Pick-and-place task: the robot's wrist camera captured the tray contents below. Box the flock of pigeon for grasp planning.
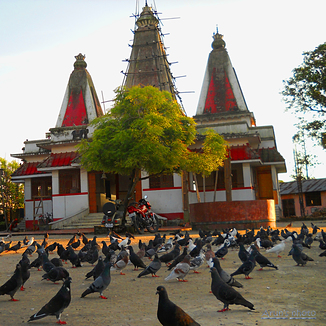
[0,221,325,325]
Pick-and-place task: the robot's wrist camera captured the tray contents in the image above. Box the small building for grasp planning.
[280,178,326,217]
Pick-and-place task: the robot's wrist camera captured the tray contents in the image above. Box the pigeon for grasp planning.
[50,257,63,267]
[30,252,43,271]
[118,235,131,249]
[230,250,257,279]
[291,244,314,266]
[23,236,29,246]
[0,263,23,301]
[111,254,128,275]
[42,267,70,283]
[190,251,205,273]
[204,244,215,266]
[157,237,173,253]
[136,243,146,259]
[71,238,81,250]
[46,242,58,254]
[26,237,35,247]
[81,262,112,299]
[85,256,105,280]
[156,285,201,326]
[128,245,147,271]
[19,253,31,291]
[8,241,21,253]
[28,277,72,324]
[165,255,191,282]
[67,234,77,247]
[66,246,82,268]
[215,240,229,260]
[212,257,243,288]
[137,253,161,278]
[250,245,278,271]
[266,238,291,257]
[159,244,181,265]
[167,247,188,271]
[81,233,89,246]
[210,267,254,312]
[42,252,56,273]
[238,243,250,263]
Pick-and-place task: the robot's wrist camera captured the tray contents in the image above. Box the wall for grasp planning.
[189,199,276,230]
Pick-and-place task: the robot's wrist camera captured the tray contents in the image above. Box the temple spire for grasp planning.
[55,54,103,128]
[196,28,248,115]
[123,4,176,99]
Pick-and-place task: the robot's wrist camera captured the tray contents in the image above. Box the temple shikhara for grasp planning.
[11,4,286,230]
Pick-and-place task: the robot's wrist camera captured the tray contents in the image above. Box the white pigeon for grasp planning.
[187,239,196,253]
[118,236,130,249]
[266,238,291,257]
[158,238,173,253]
[165,255,191,282]
[26,237,35,247]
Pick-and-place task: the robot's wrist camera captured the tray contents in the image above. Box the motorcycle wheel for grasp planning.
[133,213,145,234]
[146,213,159,233]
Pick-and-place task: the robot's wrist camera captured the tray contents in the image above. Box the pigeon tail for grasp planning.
[81,287,93,298]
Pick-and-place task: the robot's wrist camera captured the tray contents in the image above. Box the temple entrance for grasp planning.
[92,172,132,213]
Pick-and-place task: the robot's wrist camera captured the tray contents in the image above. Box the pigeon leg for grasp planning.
[178,279,188,282]
[258,268,263,271]
[277,255,282,258]
[120,272,125,275]
[152,274,159,277]
[193,271,200,274]
[245,275,253,279]
[56,321,67,325]
[10,298,19,301]
[20,285,25,291]
[100,295,108,299]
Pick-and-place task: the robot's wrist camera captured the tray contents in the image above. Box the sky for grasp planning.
[1,0,326,182]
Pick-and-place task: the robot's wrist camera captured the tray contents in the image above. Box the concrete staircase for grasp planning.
[61,213,103,230]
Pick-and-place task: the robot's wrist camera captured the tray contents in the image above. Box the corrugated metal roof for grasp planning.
[37,152,79,168]
[11,162,47,177]
[280,178,326,194]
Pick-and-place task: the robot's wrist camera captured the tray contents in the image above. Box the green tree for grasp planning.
[0,158,24,228]
[78,86,226,215]
[282,42,326,148]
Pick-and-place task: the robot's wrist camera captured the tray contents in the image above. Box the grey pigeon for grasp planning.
[212,257,243,288]
[138,253,161,278]
[250,245,278,271]
[156,286,201,326]
[42,252,55,273]
[0,263,23,301]
[230,250,257,279]
[81,262,112,299]
[291,244,314,266]
[210,267,254,312]
[28,277,71,324]
[85,256,105,280]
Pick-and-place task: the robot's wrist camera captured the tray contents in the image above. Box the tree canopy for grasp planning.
[282,42,326,148]
[78,86,226,204]
[0,158,24,224]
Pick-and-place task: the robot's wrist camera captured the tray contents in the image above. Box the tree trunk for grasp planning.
[122,168,140,223]
[213,170,218,202]
[203,175,206,203]
[193,173,201,203]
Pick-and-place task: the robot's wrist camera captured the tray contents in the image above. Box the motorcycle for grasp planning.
[127,195,159,234]
[101,199,126,233]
